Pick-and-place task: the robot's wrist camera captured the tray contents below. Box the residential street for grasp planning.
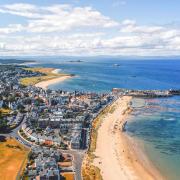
[0,116,85,180]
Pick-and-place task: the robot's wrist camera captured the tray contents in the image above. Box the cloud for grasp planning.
[0,3,42,18]
[0,24,24,34]
[121,19,165,34]
[122,19,136,26]
[26,6,119,33]
[0,3,180,56]
[0,3,119,33]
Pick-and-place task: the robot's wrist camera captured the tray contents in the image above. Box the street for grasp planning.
[0,115,85,180]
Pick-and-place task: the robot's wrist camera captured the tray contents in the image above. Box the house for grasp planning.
[0,100,3,108]
[70,132,81,149]
[38,118,49,128]
[38,168,60,180]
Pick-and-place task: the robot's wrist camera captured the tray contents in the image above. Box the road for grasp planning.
[0,115,31,148]
[62,149,85,180]
[0,99,117,180]
[0,115,85,180]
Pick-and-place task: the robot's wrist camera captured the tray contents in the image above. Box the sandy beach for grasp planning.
[93,96,164,180]
[35,76,71,90]
[35,68,72,89]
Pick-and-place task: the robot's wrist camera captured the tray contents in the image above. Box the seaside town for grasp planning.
[0,63,114,180]
[0,62,179,180]
[1,1,180,179]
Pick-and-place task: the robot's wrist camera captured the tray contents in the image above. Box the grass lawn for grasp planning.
[24,67,55,74]
[0,137,29,180]
[81,105,112,180]
[20,67,70,86]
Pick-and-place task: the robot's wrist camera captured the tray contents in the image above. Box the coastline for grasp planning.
[35,75,72,90]
[34,68,73,90]
[20,67,73,89]
[84,96,164,180]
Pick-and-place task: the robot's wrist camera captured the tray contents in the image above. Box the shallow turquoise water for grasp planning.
[29,57,180,179]
[127,97,180,180]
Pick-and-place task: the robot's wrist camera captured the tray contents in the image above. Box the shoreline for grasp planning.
[20,67,74,88]
[35,75,72,90]
[92,96,164,180]
[25,67,73,90]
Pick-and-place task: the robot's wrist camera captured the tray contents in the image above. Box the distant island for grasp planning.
[0,63,179,180]
[113,63,121,67]
[68,60,83,63]
[0,64,112,180]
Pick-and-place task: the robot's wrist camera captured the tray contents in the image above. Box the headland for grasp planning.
[20,67,74,89]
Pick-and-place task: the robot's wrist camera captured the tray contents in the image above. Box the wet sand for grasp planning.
[93,96,164,180]
[35,68,72,89]
[35,75,71,90]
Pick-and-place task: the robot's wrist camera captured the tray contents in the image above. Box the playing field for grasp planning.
[0,137,29,180]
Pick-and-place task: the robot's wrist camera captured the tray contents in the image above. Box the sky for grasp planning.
[0,0,180,56]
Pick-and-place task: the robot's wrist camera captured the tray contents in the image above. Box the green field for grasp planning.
[20,67,70,86]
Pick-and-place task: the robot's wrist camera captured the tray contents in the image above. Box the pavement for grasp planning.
[0,115,31,147]
[0,115,85,180]
[62,149,86,180]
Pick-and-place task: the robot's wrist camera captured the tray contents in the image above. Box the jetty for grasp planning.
[112,88,180,98]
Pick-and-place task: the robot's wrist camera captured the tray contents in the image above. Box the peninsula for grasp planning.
[20,67,74,89]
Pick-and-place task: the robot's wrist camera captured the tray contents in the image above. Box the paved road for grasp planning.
[63,149,85,180]
[0,99,117,180]
[0,115,31,148]
[1,115,86,180]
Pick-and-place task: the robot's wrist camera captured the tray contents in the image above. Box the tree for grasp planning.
[8,96,16,102]
[51,99,57,106]
[35,98,44,106]
[0,118,7,131]
[23,98,32,105]
[17,104,25,113]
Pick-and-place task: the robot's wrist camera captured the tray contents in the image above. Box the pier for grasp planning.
[112,88,180,98]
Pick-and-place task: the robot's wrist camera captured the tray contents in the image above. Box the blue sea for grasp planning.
[29,57,180,179]
[29,57,180,92]
[127,97,180,180]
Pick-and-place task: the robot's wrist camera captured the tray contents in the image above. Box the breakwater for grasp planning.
[112,88,180,98]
